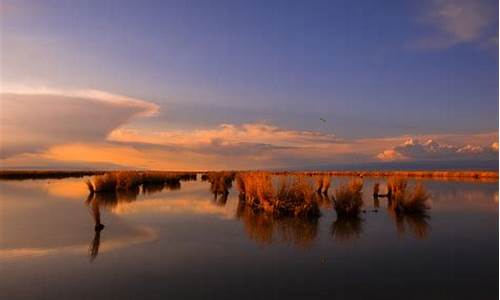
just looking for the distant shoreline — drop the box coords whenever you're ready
[0,169,497,180]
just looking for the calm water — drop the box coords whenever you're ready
[0,176,498,299]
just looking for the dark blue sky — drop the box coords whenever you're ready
[2,0,498,138]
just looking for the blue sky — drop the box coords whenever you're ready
[1,0,498,169]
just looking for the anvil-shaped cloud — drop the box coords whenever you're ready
[0,87,497,170]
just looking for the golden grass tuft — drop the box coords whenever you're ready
[86,171,197,194]
[237,172,320,218]
[332,178,363,217]
[315,175,331,194]
[387,178,430,213]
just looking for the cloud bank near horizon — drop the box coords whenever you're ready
[0,88,497,170]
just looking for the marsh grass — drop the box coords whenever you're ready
[271,170,498,179]
[315,175,331,194]
[237,172,320,218]
[86,171,196,194]
[387,178,430,213]
[373,182,379,197]
[332,178,363,217]
[205,171,235,205]
[0,170,105,180]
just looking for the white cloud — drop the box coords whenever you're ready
[0,88,158,158]
[378,138,498,161]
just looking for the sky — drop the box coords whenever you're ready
[0,0,498,170]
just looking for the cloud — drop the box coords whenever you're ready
[378,138,498,161]
[1,86,497,170]
[0,87,158,158]
[109,123,339,148]
[415,0,497,49]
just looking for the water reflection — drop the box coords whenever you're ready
[330,216,364,243]
[142,181,181,195]
[206,172,235,206]
[84,189,140,261]
[387,199,430,240]
[236,198,319,248]
[314,192,332,209]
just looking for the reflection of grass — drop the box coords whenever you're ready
[237,172,320,218]
[86,171,196,194]
[332,179,363,217]
[237,200,318,248]
[387,206,430,240]
[386,178,431,239]
[330,216,363,243]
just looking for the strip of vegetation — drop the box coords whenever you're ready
[0,170,106,180]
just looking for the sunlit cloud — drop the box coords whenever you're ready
[0,87,158,158]
[415,0,497,49]
[0,86,497,170]
[378,138,498,161]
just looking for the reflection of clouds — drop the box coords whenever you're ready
[430,188,498,212]
[110,197,236,219]
[0,225,157,262]
[44,179,89,200]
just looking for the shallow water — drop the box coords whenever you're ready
[0,176,498,299]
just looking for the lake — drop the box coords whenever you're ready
[0,176,498,299]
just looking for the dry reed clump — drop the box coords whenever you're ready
[87,171,197,194]
[237,172,320,218]
[206,172,235,195]
[205,172,235,205]
[373,183,379,197]
[387,177,430,213]
[92,173,118,193]
[332,178,363,217]
[315,175,331,194]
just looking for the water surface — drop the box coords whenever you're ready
[0,176,498,299]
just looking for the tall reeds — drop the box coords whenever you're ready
[387,178,430,213]
[332,178,363,217]
[236,172,320,218]
[86,171,196,195]
[315,175,331,194]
